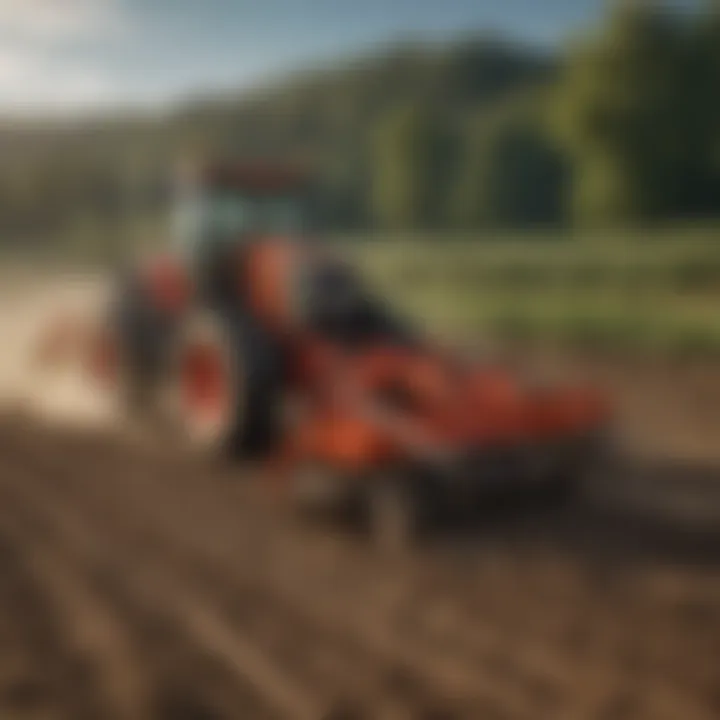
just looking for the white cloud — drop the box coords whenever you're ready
[0,45,116,112]
[0,1,129,112]
[0,0,126,42]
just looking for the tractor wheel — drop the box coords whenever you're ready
[87,320,154,420]
[540,468,582,506]
[367,473,428,554]
[92,271,170,423]
[540,429,616,504]
[174,310,283,458]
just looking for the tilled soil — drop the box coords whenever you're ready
[0,416,718,720]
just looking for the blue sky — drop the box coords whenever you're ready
[0,0,609,113]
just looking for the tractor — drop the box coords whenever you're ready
[38,160,611,549]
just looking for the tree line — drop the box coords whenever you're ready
[0,1,719,247]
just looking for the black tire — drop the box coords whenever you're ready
[106,330,155,420]
[539,470,582,505]
[229,312,284,457]
[103,270,176,421]
[538,429,615,504]
[175,309,283,459]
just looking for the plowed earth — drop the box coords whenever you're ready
[0,276,719,719]
[0,415,718,720]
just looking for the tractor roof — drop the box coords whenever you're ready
[187,161,311,194]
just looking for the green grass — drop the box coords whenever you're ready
[344,228,720,355]
[11,223,720,357]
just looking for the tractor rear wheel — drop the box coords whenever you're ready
[174,310,283,458]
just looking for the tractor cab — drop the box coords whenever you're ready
[168,160,413,345]
[172,162,313,302]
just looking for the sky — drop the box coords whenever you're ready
[0,0,611,115]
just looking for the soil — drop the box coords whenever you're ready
[0,276,718,719]
[0,415,717,720]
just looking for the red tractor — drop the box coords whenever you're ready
[41,161,611,548]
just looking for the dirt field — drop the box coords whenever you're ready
[0,414,717,720]
[0,275,719,719]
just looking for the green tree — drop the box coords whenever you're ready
[692,2,720,210]
[451,92,566,228]
[370,101,454,230]
[0,38,552,241]
[552,1,694,225]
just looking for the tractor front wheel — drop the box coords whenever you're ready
[174,310,282,458]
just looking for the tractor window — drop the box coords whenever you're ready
[172,191,203,258]
[174,191,256,261]
[258,196,306,235]
[205,194,255,240]
[172,187,309,266]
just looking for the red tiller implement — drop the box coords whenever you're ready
[35,160,611,548]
